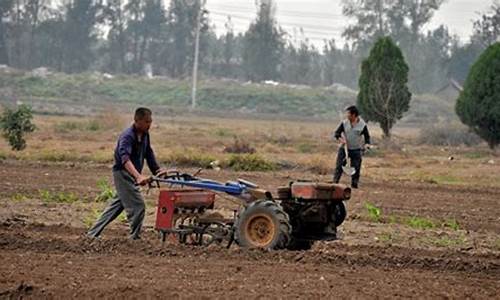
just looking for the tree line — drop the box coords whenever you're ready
[0,0,499,94]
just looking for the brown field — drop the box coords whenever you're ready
[1,112,499,298]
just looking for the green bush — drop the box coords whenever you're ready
[357,37,411,138]
[0,104,36,150]
[456,43,500,149]
[226,154,276,171]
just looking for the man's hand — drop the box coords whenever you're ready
[136,174,150,186]
[338,136,346,145]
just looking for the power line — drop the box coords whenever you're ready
[210,11,345,32]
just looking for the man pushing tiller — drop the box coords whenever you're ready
[333,105,371,189]
[87,107,168,240]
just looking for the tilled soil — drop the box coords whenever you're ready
[1,160,500,298]
[1,222,499,299]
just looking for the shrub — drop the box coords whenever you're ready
[417,123,482,146]
[456,43,500,149]
[223,138,256,154]
[0,104,36,150]
[225,154,276,171]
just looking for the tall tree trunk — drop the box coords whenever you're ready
[381,120,391,139]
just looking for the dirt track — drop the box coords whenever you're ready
[1,160,500,298]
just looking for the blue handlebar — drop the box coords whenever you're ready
[152,176,246,195]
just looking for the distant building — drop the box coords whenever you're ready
[435,78,463,101]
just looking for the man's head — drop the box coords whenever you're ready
[345,105,359,123]
[134,107,152,133]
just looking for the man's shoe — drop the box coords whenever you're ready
[351,183,358,189]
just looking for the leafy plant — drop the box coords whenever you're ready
[0,104,36,150]
[83,208,101,229]
[39,189,79,204]
[443,219,460,231]
[365,202,382,222]
[406,216,436,230]
[94,178,116,202]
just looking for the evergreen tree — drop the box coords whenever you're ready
[456,43,500,149]
[242,0,284,81]
[357,37,411,138]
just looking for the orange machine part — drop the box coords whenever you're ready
[155,189,216,230]
[291,182,350,200]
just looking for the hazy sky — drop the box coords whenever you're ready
[205,0,494,47]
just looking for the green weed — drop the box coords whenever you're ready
[443,219,460,231]
[11,193,29,202]
[406,216,436,230]
[94,178,116,202]
[39,189,79,204]
[86,120,101,131]
[214,128,234,137]
[463,152,488,159]
[83,207,101,229]
[426,236,466,248]
[377,232,397,243]
[297,142,314,153]
[365,202,382,222]
[118,212,127,223]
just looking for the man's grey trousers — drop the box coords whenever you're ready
[87,169,145,239]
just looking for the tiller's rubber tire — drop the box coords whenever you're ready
[333,202,347,227]
[234,200,291,250]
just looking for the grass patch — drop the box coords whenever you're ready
[406,216,436,230]
[463,152,489,159]
[494,239,500,251]
[54,120,102,133]
[94,178,116,202]
[33,150,87,163]
[304,155,331,175]
[363,147,384,158]
[423,236,466,248]
[39,189,80,204]
[377,232,399,244]
[443,218,460,231]
[83,207,101,229]
[225,154,276,171]
[411,171,463,185]
[11,193,30,202]
[365,202,382,222]
[296,142,315,153]
[214,128,234,137]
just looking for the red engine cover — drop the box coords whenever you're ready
[155,189,216,230]
[291,182,350,201]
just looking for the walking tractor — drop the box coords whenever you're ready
[150,171,351,250]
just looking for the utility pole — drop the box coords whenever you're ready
[191,0,206,110]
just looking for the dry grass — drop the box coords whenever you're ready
[1,113,499,187]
